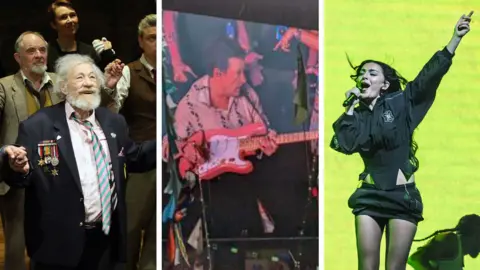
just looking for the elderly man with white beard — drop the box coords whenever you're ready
[0,32,123,269]
[0,53,157,270]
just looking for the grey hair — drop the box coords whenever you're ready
[138,14,156,36]
[53,54,105,99]
[14,31,48,52]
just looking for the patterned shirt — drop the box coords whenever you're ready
[174,75,269,139]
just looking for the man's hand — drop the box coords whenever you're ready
[345,86,365,106]
[274,28,298,52]
[172,62,197,83]
[3,145,29,174]
[162,134,208,164]
[104,59,125,89]
[259,130,278,156]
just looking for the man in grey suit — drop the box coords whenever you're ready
[0,31,60,270]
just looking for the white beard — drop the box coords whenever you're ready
[66,92,101,111]
[31,65,47,75]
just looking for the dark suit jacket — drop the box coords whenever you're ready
[4,101,156,267]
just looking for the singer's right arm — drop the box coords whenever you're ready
[330,111,370,155]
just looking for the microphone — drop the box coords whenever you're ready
[342,81,362,107]
[342,93,358,108]
[92,39,105,56]
[92,37,116,56]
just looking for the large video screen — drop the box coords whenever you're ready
[162,10,319,268]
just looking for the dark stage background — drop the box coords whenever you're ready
[0,0,156,76]
[163,0,318,31]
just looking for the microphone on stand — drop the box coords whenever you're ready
[342,81,363,108]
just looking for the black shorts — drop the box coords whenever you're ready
[348,182,424,225]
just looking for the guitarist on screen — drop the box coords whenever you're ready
[161,37,280,266]
[163,37,278,175]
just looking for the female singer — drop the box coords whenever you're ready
[330,12,473,270]
[408,214,480,270]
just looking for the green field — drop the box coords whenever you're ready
[324,1,480,269]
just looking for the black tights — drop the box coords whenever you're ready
[355,215,417,270]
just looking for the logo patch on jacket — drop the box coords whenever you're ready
[382,110,394,123]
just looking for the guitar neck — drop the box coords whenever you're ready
[239,131,318,152]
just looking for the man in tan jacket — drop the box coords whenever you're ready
[0,31,60,270]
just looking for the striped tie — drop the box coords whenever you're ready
[73,116,117,235]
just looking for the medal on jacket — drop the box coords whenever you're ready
[37,144,45,166]
[51,144,59,167]
[37,140,59,176]
[44,144,52,164]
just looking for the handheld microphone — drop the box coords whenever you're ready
[342,81,362,107]
[342,93,358,107]
[92,37,116,56]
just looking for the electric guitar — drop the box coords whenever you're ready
[177,123,318,180]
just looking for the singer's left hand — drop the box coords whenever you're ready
[259,129,278,156]
[454,11,473,38]
[105,59,125,89]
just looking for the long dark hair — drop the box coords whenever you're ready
[414,214,480,242]
[346,56,419,171]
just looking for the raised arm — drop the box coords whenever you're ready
[163,11,182,67]
[296,29,318,51]
[405,12,472,131]
[113,66,131,112]
[274,28,318,52]
[102,60,130,112]
[163,11,197,82]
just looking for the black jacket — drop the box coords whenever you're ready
[331,48,453,190]
[3,102,156,267]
